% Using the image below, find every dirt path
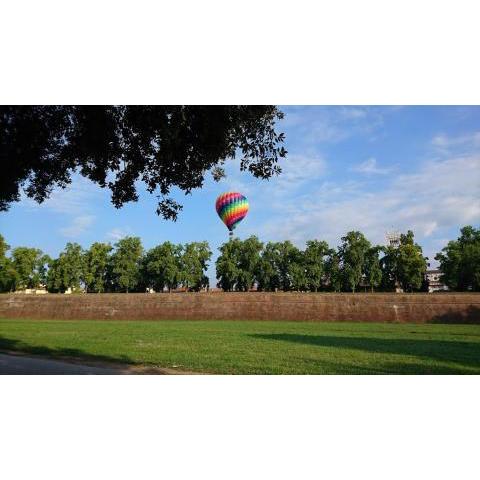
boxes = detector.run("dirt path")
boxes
[0,352,200,375]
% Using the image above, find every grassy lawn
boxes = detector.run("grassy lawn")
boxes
[1,318,480,374]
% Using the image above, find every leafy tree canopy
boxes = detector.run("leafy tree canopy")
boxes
[143,241,183,292]
[364,246,383,292]
[237,236,264,292]
[11,246,50,290]
[304,240,330,292]
[0,106,286,219]
[0,233,9,259]
[84,242,112,293]
[216,238,242,292]
[339,231,371,293]
[435,225,480,291]
[180,242,212,291]
[0,234,17,292]
[47,242,85,292]
[381,230,428,292]
[325,251,342,293]
[111,236,143,293]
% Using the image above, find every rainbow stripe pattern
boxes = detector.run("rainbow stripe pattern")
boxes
[215,191,249,232]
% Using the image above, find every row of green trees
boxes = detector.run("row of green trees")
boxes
[0,235,211,293]
[216,230,429,292]
[1,226,479,293]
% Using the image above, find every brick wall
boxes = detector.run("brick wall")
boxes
[1,293,479,323]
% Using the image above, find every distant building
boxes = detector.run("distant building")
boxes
[64,286,85,294]
[14,284,48,295]
[385,230,401,249]
[425,269,448,293]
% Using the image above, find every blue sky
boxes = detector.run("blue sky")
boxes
[1,106,479,283]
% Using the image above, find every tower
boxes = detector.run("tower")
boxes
[385,230,400,248]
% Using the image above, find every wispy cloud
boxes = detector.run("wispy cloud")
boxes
[21,174,105,215]
[352,157,391,175]
[257,153,480,252]
[59,215,95,238]
[431,131,480,155]
[255,127,480,256]
[211,154,327,201]
[280,106,387,147]
[106,228,130,241]
[275,155,327,193]
[339,107,368,120]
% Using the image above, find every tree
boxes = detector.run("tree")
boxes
[110,237,143,293]
[435,226,480,291]
[304,240,330,292]
[339,231,371,293]
[237,236,264,291]
[0,234,8,259]
[364,246,383,292]
[216,238,243,292]
[143,242,182,292]
[380,244,399,291]
[84,242,112,293]
[288,247,306,292]
[398,231,428,292]
[252,240,304,292]
[255,242,280,291]
[0,234,17,292]
[382,231,428,292]
[325,250,342,292]
[0,106,286,219]
[46,243,85,292]
[10,247,50,290]
[271,241,300,292]
[46,258,61,293]
[397,235,428,292]
[216,237,269,292]
[180,242,212,291]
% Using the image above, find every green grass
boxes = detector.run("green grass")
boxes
[1,318,480,374]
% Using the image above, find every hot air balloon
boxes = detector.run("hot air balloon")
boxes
[215,192,249,238]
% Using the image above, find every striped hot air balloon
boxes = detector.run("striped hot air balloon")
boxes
[215,192,249,237]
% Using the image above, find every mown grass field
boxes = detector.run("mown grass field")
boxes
[1,318,480,374]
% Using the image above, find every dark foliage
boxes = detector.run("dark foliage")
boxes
[0,106,286,219]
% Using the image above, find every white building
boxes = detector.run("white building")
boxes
[425,269,448,293]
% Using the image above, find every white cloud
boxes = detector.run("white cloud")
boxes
[275,155,327,192]
[431,131,480,154]
[105,227,136,242]
[59,215,95,238]
[339,107,368,120]
[255,153,480,251]
[279,106,386,147]
[212,154,327,202]
[352,157,391,175]
[21,174,105,215]
[106,228,129,241]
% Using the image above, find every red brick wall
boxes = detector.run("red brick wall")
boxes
[1,293,479,323]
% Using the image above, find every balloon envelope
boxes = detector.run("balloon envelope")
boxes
[215,192,249,232]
